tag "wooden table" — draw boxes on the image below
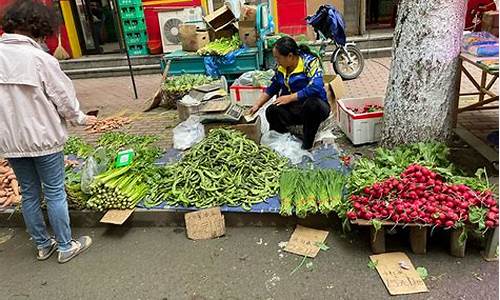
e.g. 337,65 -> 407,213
452,52 -> 499,166
453,53 -> 499,124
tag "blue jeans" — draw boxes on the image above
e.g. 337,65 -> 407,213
8,152 -> 72,251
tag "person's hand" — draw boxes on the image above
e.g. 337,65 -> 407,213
273,95 -> 295,106
248,104 -> 261,115
84,115 -> 97,126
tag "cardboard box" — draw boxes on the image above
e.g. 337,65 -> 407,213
179,25 -> 210,52
209,23 -> 238,40
204,5 -> 236,32
238,21 -> 257,47
306,0 -> 344,40
324,74 -> 346,111
240,5 -> 257,23
204,117 -> 262,144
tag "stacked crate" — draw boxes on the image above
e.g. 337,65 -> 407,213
118,0 -> 148,56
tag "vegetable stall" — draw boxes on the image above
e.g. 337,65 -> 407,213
4,125 -> 495,258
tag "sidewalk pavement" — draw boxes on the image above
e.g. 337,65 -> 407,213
70,57 -> 498,149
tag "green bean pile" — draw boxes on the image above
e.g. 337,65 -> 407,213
144,129 -> 289,210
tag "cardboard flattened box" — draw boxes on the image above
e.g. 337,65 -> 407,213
185,207 -> 225,240
238,21 -> 257,47
179,25 -> 210,52
204,117 -> 262,144
204,5 -> 236,32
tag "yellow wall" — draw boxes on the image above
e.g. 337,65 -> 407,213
60,0 -> 82,58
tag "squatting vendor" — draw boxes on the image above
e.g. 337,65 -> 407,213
249,36 -> 330,150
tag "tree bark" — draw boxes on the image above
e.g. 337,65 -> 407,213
381,0 -> 467,148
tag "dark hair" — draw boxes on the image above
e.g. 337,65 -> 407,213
274,36 -> 318,58
1,0 -> 57,39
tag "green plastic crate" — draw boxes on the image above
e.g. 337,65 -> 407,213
117,0 -> 141,7
127,43 -> 148,56
122,17 -> 146,33
124,31 -> 148,44
119,5 -> 144,19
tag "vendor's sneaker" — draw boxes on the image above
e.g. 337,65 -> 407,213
37,238 -> 57,261
57,236 -> 92,264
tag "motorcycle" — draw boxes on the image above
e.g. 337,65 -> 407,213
307,5 -> 364,80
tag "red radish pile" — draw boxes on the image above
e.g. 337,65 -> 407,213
347,104 -> 383,114
346,164 -> 499,229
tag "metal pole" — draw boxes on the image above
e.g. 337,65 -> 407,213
111,0 -> 138,99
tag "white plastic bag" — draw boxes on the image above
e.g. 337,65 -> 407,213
80,148 -> 110,194
173,116 -> 205,151
261,131 -> 313,164
258,99 -> 273,134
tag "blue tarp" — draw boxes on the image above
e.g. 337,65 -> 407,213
203,47 -> 248,77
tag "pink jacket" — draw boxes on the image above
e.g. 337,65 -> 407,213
0,33 -> 86,158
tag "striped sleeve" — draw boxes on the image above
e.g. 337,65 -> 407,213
297,57 -> 325,101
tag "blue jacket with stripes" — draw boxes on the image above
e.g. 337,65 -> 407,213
265,51 -> 327,102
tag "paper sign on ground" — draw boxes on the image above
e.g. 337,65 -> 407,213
100,209 -> 134,225
370,252 -> 428,295
284,225 -> 329,258
185,207 -> 225,240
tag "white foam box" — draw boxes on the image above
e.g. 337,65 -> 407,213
336,96 -> 384,145
230,85 -> 267,107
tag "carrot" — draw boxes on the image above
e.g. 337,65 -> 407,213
11,180 -> 19,196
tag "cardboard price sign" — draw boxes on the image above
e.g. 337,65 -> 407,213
284,225 -> 329,258
370,252 -> 428,295
185,207 -> 225,240
100,209 -> 134,225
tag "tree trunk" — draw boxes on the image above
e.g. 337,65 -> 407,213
381,0 -> 467,148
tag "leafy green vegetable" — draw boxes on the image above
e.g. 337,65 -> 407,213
197,35 -> 241,56
348,142 -> 454,194
315,242 -> 330,251
367,259 -> 378,270
371,219 -> 383,232
279,168 -> 345,218
451,168 -> 497,195
416,267 -> 428,280
64,136 -> 93,158
469,206 -> 488,232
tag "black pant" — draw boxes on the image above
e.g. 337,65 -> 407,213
265,97 -> 330,149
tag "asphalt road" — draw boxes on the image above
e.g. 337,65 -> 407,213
0,225 -> 498,300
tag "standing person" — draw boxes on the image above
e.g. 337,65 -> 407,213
249,37 -> 330,150
0,0 -> 96,263
89,0 -> 105,53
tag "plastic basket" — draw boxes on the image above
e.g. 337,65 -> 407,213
122,17 -> 146,33
119,5 -> 144,19
125,31 -> 148,44
117,0 -> 141,7
127,43 -> 149,56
